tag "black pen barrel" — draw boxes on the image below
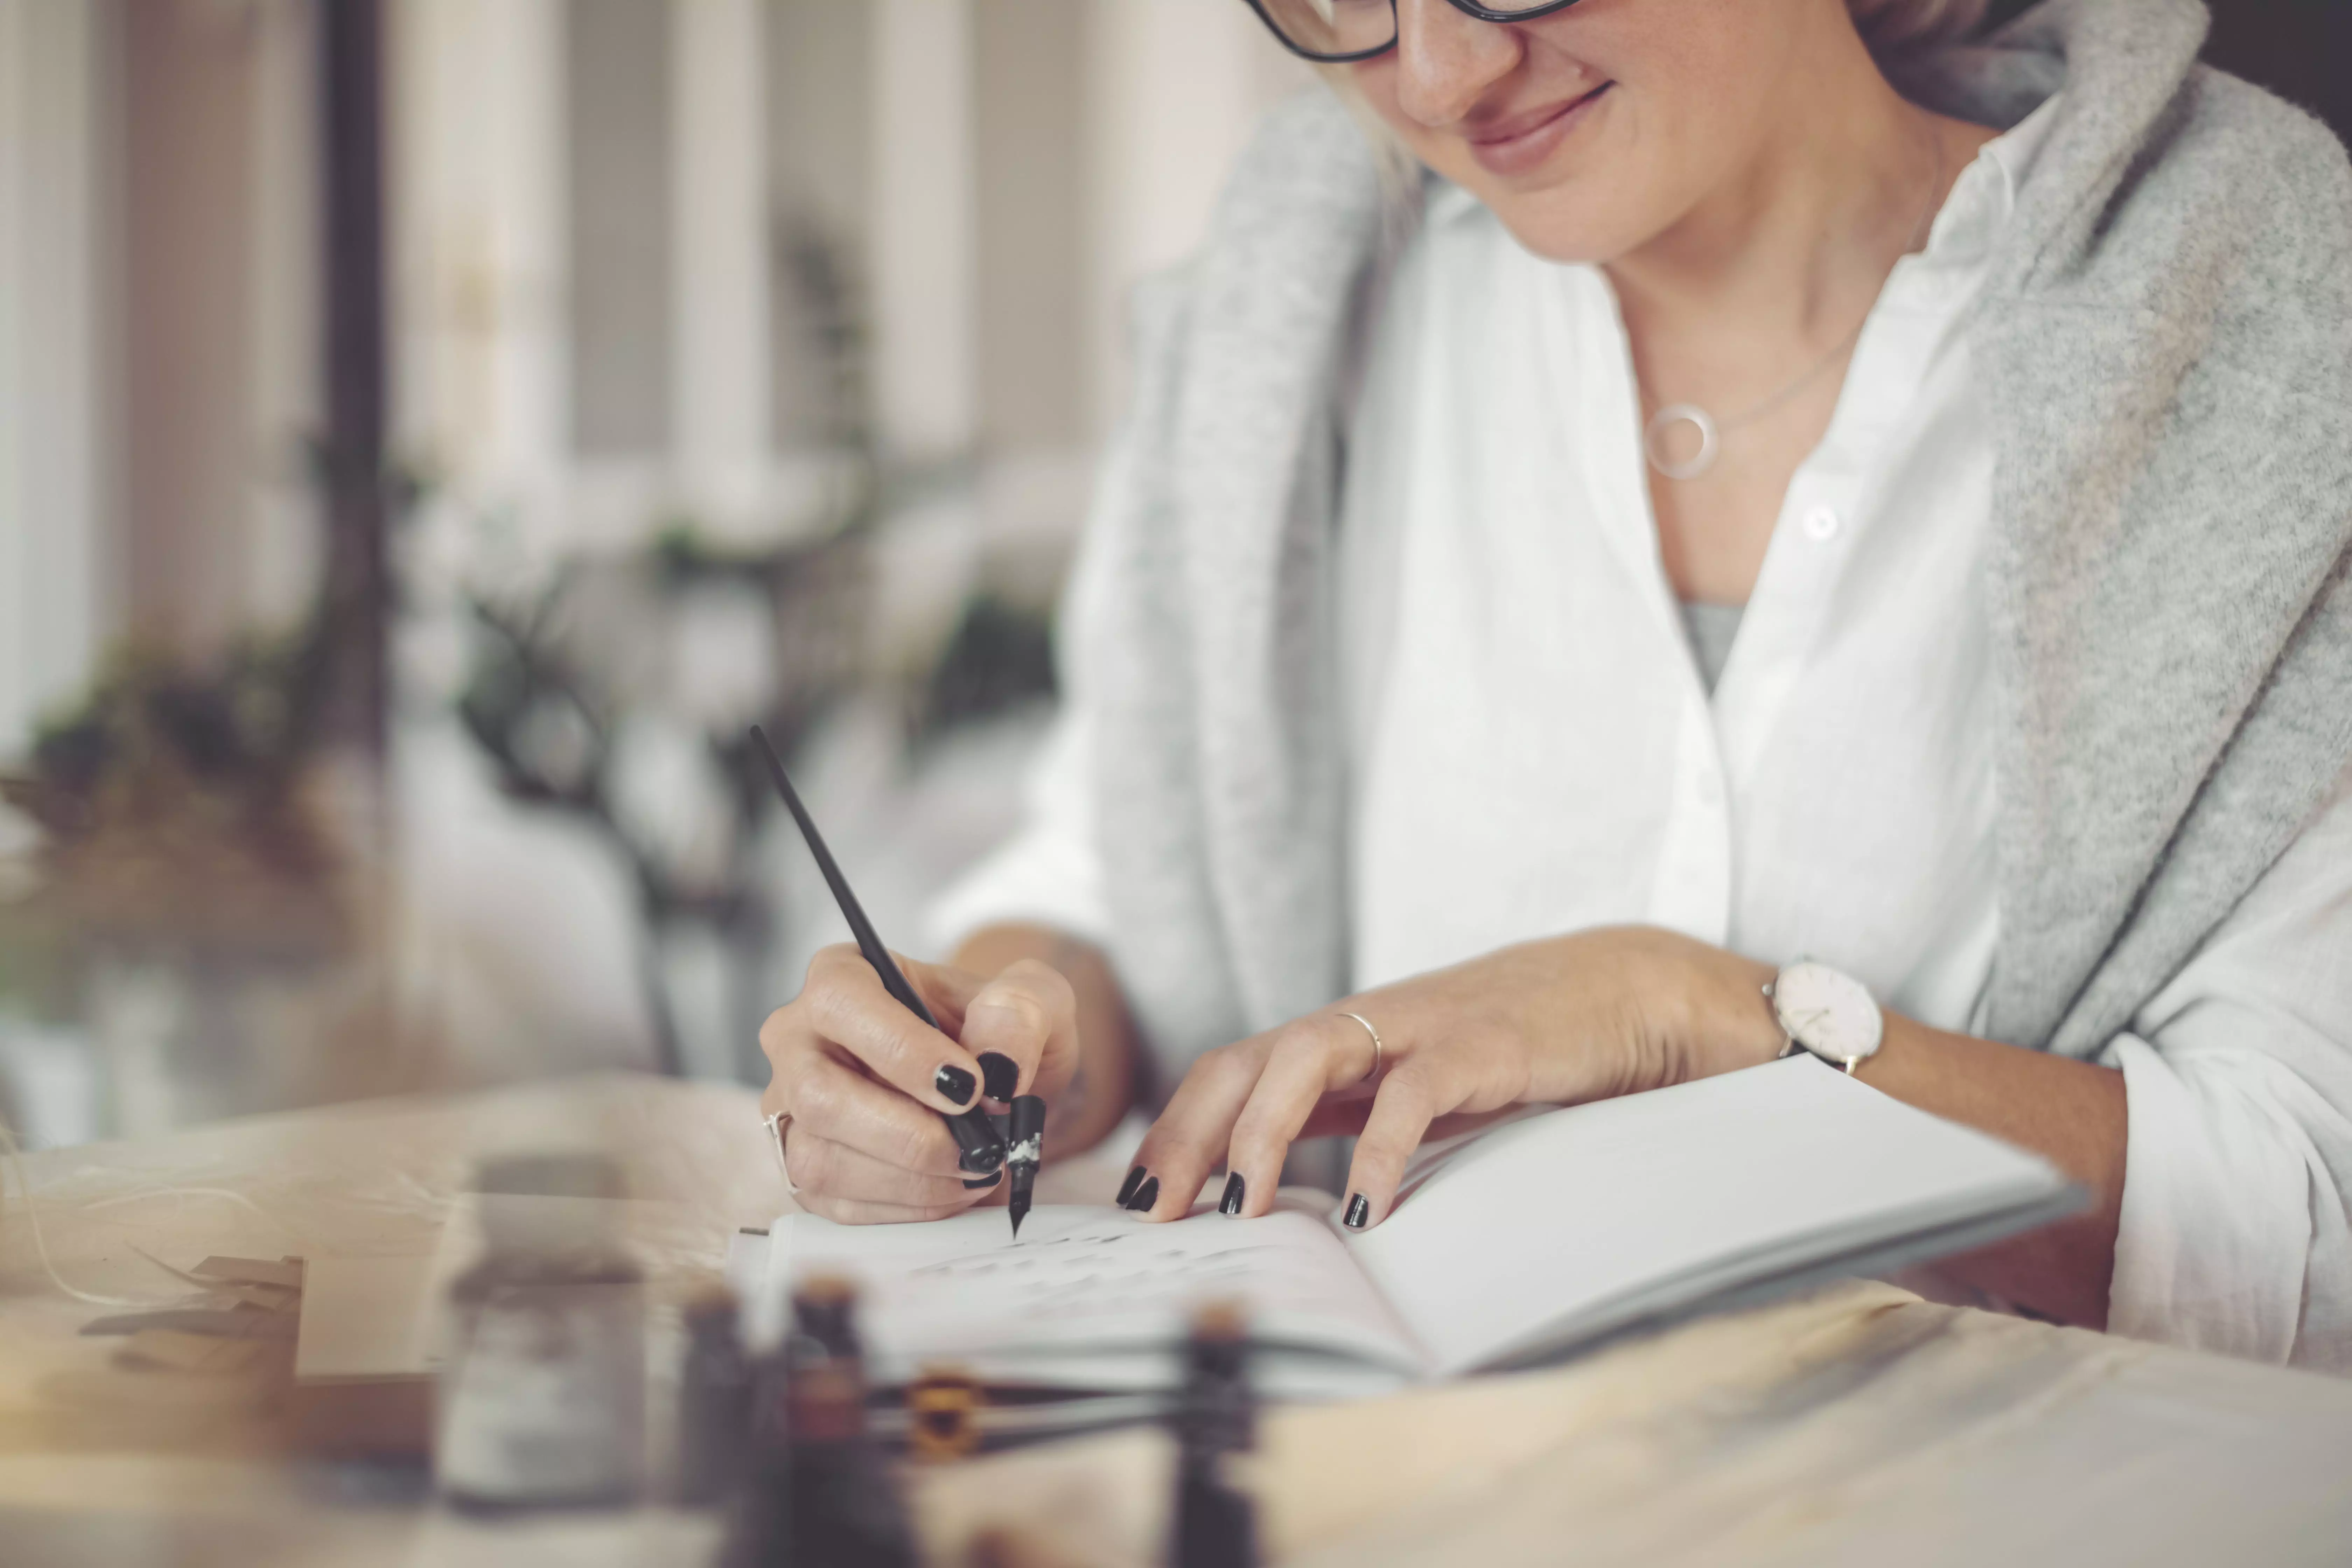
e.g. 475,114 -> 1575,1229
949,1110 -> 1007,1174
750,726 -> 1006,1178
749,730 -> 938,1025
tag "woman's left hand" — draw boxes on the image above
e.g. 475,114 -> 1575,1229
1122,926 -> 1786,1226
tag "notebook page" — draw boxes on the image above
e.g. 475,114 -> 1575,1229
1344,1059 -> 2069,1377
771,1200 -> 1428,1391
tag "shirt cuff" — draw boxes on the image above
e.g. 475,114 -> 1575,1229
2106,1033 -> 2316,1363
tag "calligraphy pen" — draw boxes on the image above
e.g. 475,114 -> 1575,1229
749,726 -> 1046,1237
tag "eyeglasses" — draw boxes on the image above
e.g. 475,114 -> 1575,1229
1241,0 -> 1589,64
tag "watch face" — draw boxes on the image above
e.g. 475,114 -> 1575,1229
1772,961 -> 1883,1063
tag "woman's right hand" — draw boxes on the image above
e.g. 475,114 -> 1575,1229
757,944 -> 1081,1224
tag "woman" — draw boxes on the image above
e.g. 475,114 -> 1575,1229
760,0 -> 2352,1367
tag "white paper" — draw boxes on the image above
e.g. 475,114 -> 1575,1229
774,1199 -> 1426,1393
756,1062 -> 2070,1397
1346,1059 -> 2069,1374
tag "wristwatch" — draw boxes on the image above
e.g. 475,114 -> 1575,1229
1764,960 -> 1883,1074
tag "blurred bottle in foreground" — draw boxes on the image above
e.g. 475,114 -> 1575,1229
676,1281 -> 752,1506
725,1274 -> 918,1568
435,1154 -> 645,1511
1169,1300 -> 1260,1568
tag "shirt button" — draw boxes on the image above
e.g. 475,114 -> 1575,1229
1802,506 -> 1841,542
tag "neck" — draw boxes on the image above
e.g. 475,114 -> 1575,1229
1606,20 -> 1951,350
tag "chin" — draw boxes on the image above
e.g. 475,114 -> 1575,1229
1417,135 -> 1669,268
1473,191 -> 1657,268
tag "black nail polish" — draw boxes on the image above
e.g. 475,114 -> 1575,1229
1219,1173 -> 1246,1216
1343,1192 -> 1371,1230
977,1052 -> 1020,1101
1116,1166 -> 1147,1207
934,1064 -> 978,1105
1126,1176 -> 1159,1213
962,1169 -> 1004,1190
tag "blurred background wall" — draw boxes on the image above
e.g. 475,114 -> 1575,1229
0,0 -> 2341,1148
0,0 -> 1307,1146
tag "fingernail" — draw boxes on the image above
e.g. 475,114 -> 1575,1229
934,1064 -> 978,1105
1116,1166 -> 1147,1207
1219,1173 -> 1246,1216
1343,1192 -> 1370,1230
1125,1176 -> 1159,1213
962,1169 -> 1004,1190
977,1052 -> 1019,1101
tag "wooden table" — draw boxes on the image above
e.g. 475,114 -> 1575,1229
2,1073 -> 2347,1566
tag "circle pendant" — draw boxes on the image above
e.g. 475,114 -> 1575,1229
1644,403 -> 1719,481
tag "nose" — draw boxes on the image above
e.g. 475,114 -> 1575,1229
1392,0 -> 1525,129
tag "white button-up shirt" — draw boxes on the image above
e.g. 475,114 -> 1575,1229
931,98 -> 2352,1371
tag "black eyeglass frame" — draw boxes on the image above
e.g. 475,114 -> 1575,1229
1240,0 -> 1590,64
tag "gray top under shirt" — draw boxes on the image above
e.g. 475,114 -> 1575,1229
1681,601 -> 1745,694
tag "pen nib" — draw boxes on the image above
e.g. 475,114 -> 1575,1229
1004,1093 -> 1045,1243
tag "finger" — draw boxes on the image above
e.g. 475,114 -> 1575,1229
1297,1098 -> 1373,1142
1125,1038 -> 1273,1222
788,1054 -> 970,1179
958,960 -> 1079,1103
803,944 -> 991,1114
1341,1056 -> 1475,1230
759,997 -> 831,1122
1293,1101 -> 1517,1144
785,1128 -> 999,1211
1223,1015 -> 1376,1217
794,1190 -> 980,1226
899,953 -> 987,1037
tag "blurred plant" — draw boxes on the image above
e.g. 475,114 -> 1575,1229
0,451 -> 426,978
0,634 -> 348,988
0,453 -> 423,1130
457,526 -> 869,1076
912,593 -> 1057,745
453,207 -> 1064,1078
775,211 -> 873,463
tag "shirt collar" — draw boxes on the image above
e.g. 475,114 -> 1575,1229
1985,90 -> 2064,211
1923,90 -> 2064,265
1423,174 -> 1484,230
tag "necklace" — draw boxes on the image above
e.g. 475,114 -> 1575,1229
1642,130 -> 1949,482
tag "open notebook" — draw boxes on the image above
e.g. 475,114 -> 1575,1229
740,1059 -> 2079,1404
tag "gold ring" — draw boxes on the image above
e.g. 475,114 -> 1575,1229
1337,1011 -> 1383,1085
764,1111 -> 797,1195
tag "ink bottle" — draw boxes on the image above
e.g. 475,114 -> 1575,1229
1170,1300 -> 1259,1568
722,1275 -> 918,1568
675,1281 -> 750,1506
434,1154 -> 645,1510
787,1276 -> 919,1567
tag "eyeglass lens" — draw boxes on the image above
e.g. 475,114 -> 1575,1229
1251,0 -> 1568,62
1252,0 -> 1397,59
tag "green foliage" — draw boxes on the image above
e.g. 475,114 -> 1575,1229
1,632 -> 327,864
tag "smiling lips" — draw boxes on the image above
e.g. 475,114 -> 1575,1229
1465,81 -> 1614,176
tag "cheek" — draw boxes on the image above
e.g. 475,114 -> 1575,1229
1352,33 -> 1769,266
1346,58 -> 1412,142
1508,83 -> 1719,261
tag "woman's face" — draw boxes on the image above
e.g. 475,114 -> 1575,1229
1349,0 -> 1839,263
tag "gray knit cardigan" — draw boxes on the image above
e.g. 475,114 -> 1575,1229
1071,0 -> 2352,1082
